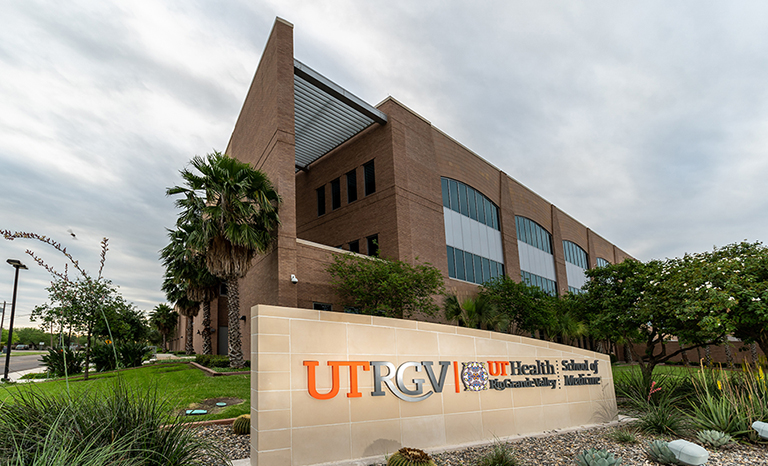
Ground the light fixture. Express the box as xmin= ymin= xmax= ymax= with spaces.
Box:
xmin=240 ymin=315 xmax=246 ymax=321
xmin=667 ymin=439 xmax=709 ymax=466
xmin=3 ymin=259 xmax=27 ymax=382
xmin=290 ymin=274 xmax=298 ymax=284
xmin=753 ymin=421 xmax=768 ymax=439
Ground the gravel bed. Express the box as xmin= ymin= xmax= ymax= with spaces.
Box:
xmin=193 ymin=424 xmax=250 ymax=465
xmin=195 ymin=423 xmax=768 ymax=465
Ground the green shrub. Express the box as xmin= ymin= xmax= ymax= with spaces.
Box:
xmin=479 ymin=442 xmax=518 ymax=466
xmin=605 ymin=426 xmax=638 ymax=444
xmin=574 ymin=447 xmax=623 ymax=466
xmin=40 ymin=347 xmax=85 ymax=377
xmin=194 ymin=354 xmax=230 ymax=368
xmin=637 ymin=400 xmax=689 ymax=436
xmin=91 ymin=343 xmax=118 ymax=372
xmin=0 ymin=379 xmax=227 ymax=465
xmin=118 ymin=342 xmax=153 ymax=368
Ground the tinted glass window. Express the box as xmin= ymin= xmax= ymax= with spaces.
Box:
xmin=441 ymin=178 xmax=450 ymax=208
xmin=449 ymin=180 xmax=459 ymax=213
xmin=474 ymin=255 xmax=483 ymax=283
xmin=349 ymin=240 xmax=359 ymax=254
xmin=455 ymin=250 xmax=465 ymax=281
xmin=447 ymin=246 xmax=455 ymax=278
xmin=458 ymin=184 xmax=468 ymax=216
xmin=464 ymin=251 xmax=475 ymax=283
xmin=364 ymin=161 xmax=376 ymax=195
xmin=331 ymin=178 xmax=341 ymax=210
xmin=367 ymin=234 xmax=379 ymax=256
xmin=316 ymin=186 xmax=325 ymax=216
xmin=347 ymin=170 xmax=357 ymax=203
xmin=468 ymin=188 xmax=477 ymax=221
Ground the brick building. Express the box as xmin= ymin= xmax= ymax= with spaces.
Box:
xmin=170 ymin=18 xmax=633 ymax=357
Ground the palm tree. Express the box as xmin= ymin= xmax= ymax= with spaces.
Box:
xmin=149 ymin=304 xmax=177 ymax=351
xmin=160 ymin=224 xmax=220 ymax=354
xmin=167 ymin=151 xmax=280 ymax=368
xmin=161 ymin=273 xmax=199 ymax=355
xmin=444 ymin=294 xmax=499 ymax=330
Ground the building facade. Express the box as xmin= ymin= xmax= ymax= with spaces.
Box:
xmin=170 ymin=18 xmax=632 ymax=356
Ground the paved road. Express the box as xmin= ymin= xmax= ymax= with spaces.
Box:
xmin=0 ymin=352 xmax=45 ymax=373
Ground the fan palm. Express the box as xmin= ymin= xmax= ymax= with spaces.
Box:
xmin=444 ymin=294 xmax=500 ymax=330
xmin=167 ymin=151 xmax=280 ymax=367
xmin=161 ymin=273 xmax=199 ymax=355
xmin=160 ymin=223 xmax=220 ymax=354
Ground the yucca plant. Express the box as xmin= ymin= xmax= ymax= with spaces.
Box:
xmin=643 ymin=440 xmax=679 ymax=465
xmin=637 ymin=400 xmax=689 ymax=437
xmin=574 ymin=448 xmax=623 ymax=466
xmin=387 ymin=447 xmax=436 ymax=466
xmin=605 ymin=426 xmax=638 ymax=444
xmin=479 ymin=441 xmax=518 ymax=466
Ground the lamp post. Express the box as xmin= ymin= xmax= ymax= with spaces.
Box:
xmin=3 ymin=259 xmax=27 ymax=382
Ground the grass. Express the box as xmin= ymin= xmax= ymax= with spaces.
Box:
xmin=7 ymin=351 xmax=47 ymax=357
xmin=0 ymin=362 xmax=249 ymax=422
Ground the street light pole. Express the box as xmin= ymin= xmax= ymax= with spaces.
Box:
xmin=0 ymin=301 xmax=6 ymax=352
xmin=3 ymin=260 xmax=27 ymax=382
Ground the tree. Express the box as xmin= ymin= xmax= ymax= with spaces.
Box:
xmin=479 ymin=276 xmax=556 ymax=337
xmin=160 ymin=223 xmax=220 ymax=355
xmin=327 ymin=253 xmax=444 ymax=319
xmin=161 ymin=273 xmax=198 ymax=355
xmin=93 ymin=298 xmax=149 ymax=343
xmin=167 ymin=151 xmax=280 ymax=368
xmin=14 ymin=328 xmax=48 ymax=348
xmin=580 ymin=259 xmax=728 ymax=384
xmin=149 ymin=304 xmax=177 ymax=351
xmin=676 ymin=241 xmax=768 ymax=358
xmin=444 ymin=294 xmax=499 ymax=330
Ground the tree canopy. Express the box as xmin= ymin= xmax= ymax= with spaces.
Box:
xmin=327 ymin=253 xmax=444 ymax=319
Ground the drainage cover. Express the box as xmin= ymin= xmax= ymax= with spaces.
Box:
xmin=185 ymin=409 xmax=208 ymax=415
xmin=216 ymin=402 xmax=227 ymax=407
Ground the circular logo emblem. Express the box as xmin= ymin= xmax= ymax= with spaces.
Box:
xmin=461 ymin=362 xmax=489 ymax=391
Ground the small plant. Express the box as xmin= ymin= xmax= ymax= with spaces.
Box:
xmin=696 ymin=429 xmax=734 ymax=448
xmin=637 ymin=401 xmax=688 ymax=436
xmin=195 ymin=354 xmax=230 ymax=368
xmin=605 ymin=426 xmax=638 ymax=444
xmin=643 ymin=440 xmax=679 ymax=465
xmin=117 ymin=341 xmax=153 ymax=368
xmin=387 ymin=447 xmax=436 ymax=466
xmin=232 ymin=414 xmax=250 ymax=435
xmin=574 ymin=448 xmax=623 ymax=466
xmin=479 ymin=441 xmax=518 ymax=466
xmin=41 ymin=347 xmax=85 ymax=377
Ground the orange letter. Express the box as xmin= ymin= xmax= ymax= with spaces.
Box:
xmin=453 ymin=361 xmax=461 ymax=393
xmin=304 ymin=361 xmax=340 ymax=400
xmin=331 ymin=361 xmax=371 ymax=397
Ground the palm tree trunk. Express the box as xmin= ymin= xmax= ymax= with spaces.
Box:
xmin=751 ymin=342 xmax=759 ymax=365
xmin=725 ymin=342 xmax=734 ymax=369
xmin=185 ymin=314 xmax=194 ymax=354
xmin=226 ymin=276 xmax=244 ymax=368
xmin=202 ymin=301 xmax=212 ymax=355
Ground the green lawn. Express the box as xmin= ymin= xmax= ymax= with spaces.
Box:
xmin=0 ymin=362 xmax=250 ymax=422
xmin=612 ymin=363 xmax=702 ymax=378
xmin=8 ymin=351 xmax=47 ymax=357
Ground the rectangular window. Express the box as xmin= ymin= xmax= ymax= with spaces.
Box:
xmin=331 ymin=178 xmax=341 ymax=210
xmin=474 ymin=255 xmax=483 ymax=283
xmin=455 ymin=249 xmax=465 ymax=281
xmin=482 ymin=257 xmax=491 ymax=283
xmin=477 ymin=193 xmax=486 ymax=224
xmin=484 ymin=198 xmax=493 ymax=228
xmin=490 ymin=260 xmax=499 ymax=279
xmin=449 ymin=180 xmax=459 ymax=213
xmin=458 ymin=184 xmax=468 ymax=216
xmin=364 ymin=160 xmax=376 ymax=196
xmin=491 ymin=205 xmax=499 ymax=230
xmin=468 ymin=188 xmax=477 ymax=221
xmin=464 ymin=251 xmax=475 ymax=283
xmin=497 ymin=262 xmax=504 ymax=278
xmin=313 ymin=303 xmax=332 ymax=311
xmin=349 ymin=240 xmax=359 ymax=254
xmin=447 ymin=246 xmax=455 ymax=278
xmin=347 ymin=170 xmax=357 ymax=203
xmin=367 ymin=234 xmax=379 ymax=256
xmin=316 ymin=186 xmax=326 ymax=216
xmin=441 ymin=178 xmax=450 ymax=208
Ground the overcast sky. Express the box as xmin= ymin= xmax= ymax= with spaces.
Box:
xmin=2 ymin=1 xmax=768 ymax=328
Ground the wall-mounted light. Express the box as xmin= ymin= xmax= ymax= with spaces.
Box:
xmin=209 ymin=328 xmax=216 ymax=334
xmin=240 ymin=315 xmax=246 ymax=321
xmin=290 ymin=274 xmax=298 ymax=284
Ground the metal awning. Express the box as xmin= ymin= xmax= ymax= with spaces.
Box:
xmin=294 ymin=59 xmax=387 ymax=171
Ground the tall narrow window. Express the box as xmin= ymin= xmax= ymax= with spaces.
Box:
xmin=367 ymin=234 xmax=379 ymax=256
xmin=349 ymin=240 xmax=359 ymax=254
xmin=364 ymin=160 xmax=376 ymax=195
xmin=316 ymin=186 xmax=326 ymax=216
xmin=346 ymin=169 xmax=357 ymax=203
xmin=331 ymin=178 xmax=341 ymax=210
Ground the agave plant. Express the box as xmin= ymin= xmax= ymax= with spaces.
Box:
xmin=643 ymin=440 xmax=679 ymax=465
xmin=696 ymin=430 xmax=733 ymax=448
xmin=574 ymin=448 xmax=623 ymax=466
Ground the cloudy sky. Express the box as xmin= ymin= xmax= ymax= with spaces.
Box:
xmin=2 ymin=1 xmax=768 ymax=327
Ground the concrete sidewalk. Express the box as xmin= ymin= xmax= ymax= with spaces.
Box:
xmin=5 ymin=366 xmax=46 ymax=382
